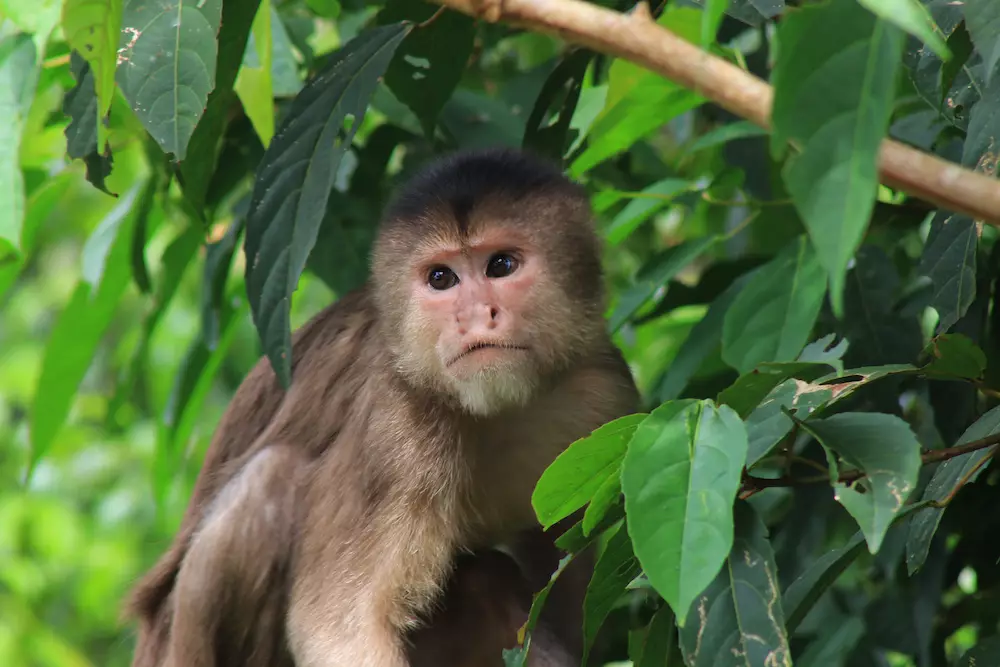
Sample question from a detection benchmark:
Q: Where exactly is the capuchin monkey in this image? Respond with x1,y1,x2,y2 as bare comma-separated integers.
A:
126,148,640,667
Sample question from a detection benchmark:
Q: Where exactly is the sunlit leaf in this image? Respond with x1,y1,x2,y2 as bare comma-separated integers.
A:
0,33,36,255
622,400,748,626
234,0,274,146
244,23,410,387
857,0,950,59
61,0,123,148
771,0,904,315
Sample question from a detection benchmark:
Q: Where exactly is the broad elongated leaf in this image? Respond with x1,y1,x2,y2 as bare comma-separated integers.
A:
63,52,113,194
29,184,147,472
857,0,950,58
921,333,987,380
116,0,222,160
678,502,792,667
771,0,904,315
0,34,36,254
631,603,676,667
622,400,748,626
609,236,718,332
721,236,827,374
918,212,977,332
906,405,1000,574
603,178,694,246
782,531,865,634
523,49,591,160
808,413,922,553
582,522,642,663
532,413,649,529
377,0,473,137
745,378,833,467
234,0,275,146
61,0,123,146
718,360,833,418
964,66,1000,171
964,0,1000,85
245,23,410,386
687,120,767,153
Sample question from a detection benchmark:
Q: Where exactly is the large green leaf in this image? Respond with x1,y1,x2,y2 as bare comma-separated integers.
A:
28,184,148,473
964,0,1000,84
376,0,473,137
771,0,905,315
532,413,649,529
622,400,748,626
0,34,36,255
61,0,123,147
116,0,222,160
906,405,1000,574
857,0,950,59
582,522,642,663
917,211,977,333
244,23,410,387
807,413,922,553
678,502,792,667
718,360,834,419
721,236,827,374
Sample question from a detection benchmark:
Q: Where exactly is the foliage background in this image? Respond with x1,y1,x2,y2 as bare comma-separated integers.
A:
1,0,999,665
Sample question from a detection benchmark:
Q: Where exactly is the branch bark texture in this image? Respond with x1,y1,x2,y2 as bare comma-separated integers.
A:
433,0,1000,225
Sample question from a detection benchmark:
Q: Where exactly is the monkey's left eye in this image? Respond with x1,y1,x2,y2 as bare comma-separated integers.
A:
428,267,459,290
486,253,518,279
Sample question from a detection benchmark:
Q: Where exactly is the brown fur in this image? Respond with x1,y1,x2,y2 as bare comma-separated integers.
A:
125,149,640,667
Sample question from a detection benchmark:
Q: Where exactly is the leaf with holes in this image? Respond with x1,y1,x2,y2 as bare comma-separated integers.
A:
61,0,123,147
622,400,748,626
771,0,904,315
245,23,411,386
678,502,792,667
807,413,922,553
116,0,223,160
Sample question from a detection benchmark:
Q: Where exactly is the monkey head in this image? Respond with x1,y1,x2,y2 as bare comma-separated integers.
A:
372,149,609,417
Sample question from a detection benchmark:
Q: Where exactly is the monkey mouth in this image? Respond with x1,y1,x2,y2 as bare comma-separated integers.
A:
447,341,529,366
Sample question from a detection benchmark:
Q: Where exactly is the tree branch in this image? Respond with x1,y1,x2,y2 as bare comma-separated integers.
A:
430,0,1000,225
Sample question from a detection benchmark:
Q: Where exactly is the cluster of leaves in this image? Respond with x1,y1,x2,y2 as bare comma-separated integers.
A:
2,0,1000,665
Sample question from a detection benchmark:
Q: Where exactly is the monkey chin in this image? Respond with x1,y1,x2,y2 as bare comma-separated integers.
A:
445,357,537,417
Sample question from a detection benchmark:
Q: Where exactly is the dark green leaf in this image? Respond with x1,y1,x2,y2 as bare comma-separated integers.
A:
956,635,1000,666
771,0,904,314
906,405,1000,574
795,617,865,667
687,120,767,153
920,333,987,380
918,212,977,333
718,361,834,419
782,531,866,634
797,334,849,374
678,502,792,667
523,49,591,160
940,21,974,101
61,0,122,128
609,236,718,333
963,66,1000,170
807,413,922,552
244,23,410,387
622,400,748,626
857,0,950,59
377,0,473,137
117,0,223,160
62,51,114,195
745,378,833,467
532,413,648,529
964,0,1000,85
722,236,827,374
582,522,642,663
631,603,676,667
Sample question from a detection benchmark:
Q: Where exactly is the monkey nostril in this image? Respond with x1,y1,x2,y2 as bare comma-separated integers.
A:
489,307,498,320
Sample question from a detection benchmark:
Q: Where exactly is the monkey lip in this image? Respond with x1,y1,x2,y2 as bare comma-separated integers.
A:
447,341,529,366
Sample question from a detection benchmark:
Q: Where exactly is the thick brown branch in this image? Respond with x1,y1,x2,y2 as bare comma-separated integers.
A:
431,0,1000,225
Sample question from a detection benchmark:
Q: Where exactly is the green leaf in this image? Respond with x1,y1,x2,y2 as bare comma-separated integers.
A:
686,119,767,153
963,62,1000,170
782,531,865,634
28,184,145,473
61,0,123,147
795,617,865,667
906,405,1000,575
807,413,922,553
244,23,410,387
718,360,834,419
582,473,622,537
0,33,37,255
622,400,748,626
745,378,834,467
234,0,275,146
116,0,222,160
956,635,1000,666
857,0,950,59
964,0,1000,85
771,0,904,315
582,522,642,663
532,413,648,529
609,235,718,333
721,236,827,374
178,0,261,213
631,603,676,667
920,333,987,380
918,212,977,333
63,52,114,195
678,502,792,667
569,6,709,176
603,178,695,246
797,333,849,374
522,50,591,160
376,0,474,137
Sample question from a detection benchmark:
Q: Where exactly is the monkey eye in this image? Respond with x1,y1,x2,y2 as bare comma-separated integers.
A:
428,266,459,290
485,253,518,279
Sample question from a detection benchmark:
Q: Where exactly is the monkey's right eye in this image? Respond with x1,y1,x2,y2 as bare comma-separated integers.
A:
428,267,459,290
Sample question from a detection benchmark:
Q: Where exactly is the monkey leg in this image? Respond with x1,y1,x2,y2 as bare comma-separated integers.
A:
163,446,304,667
